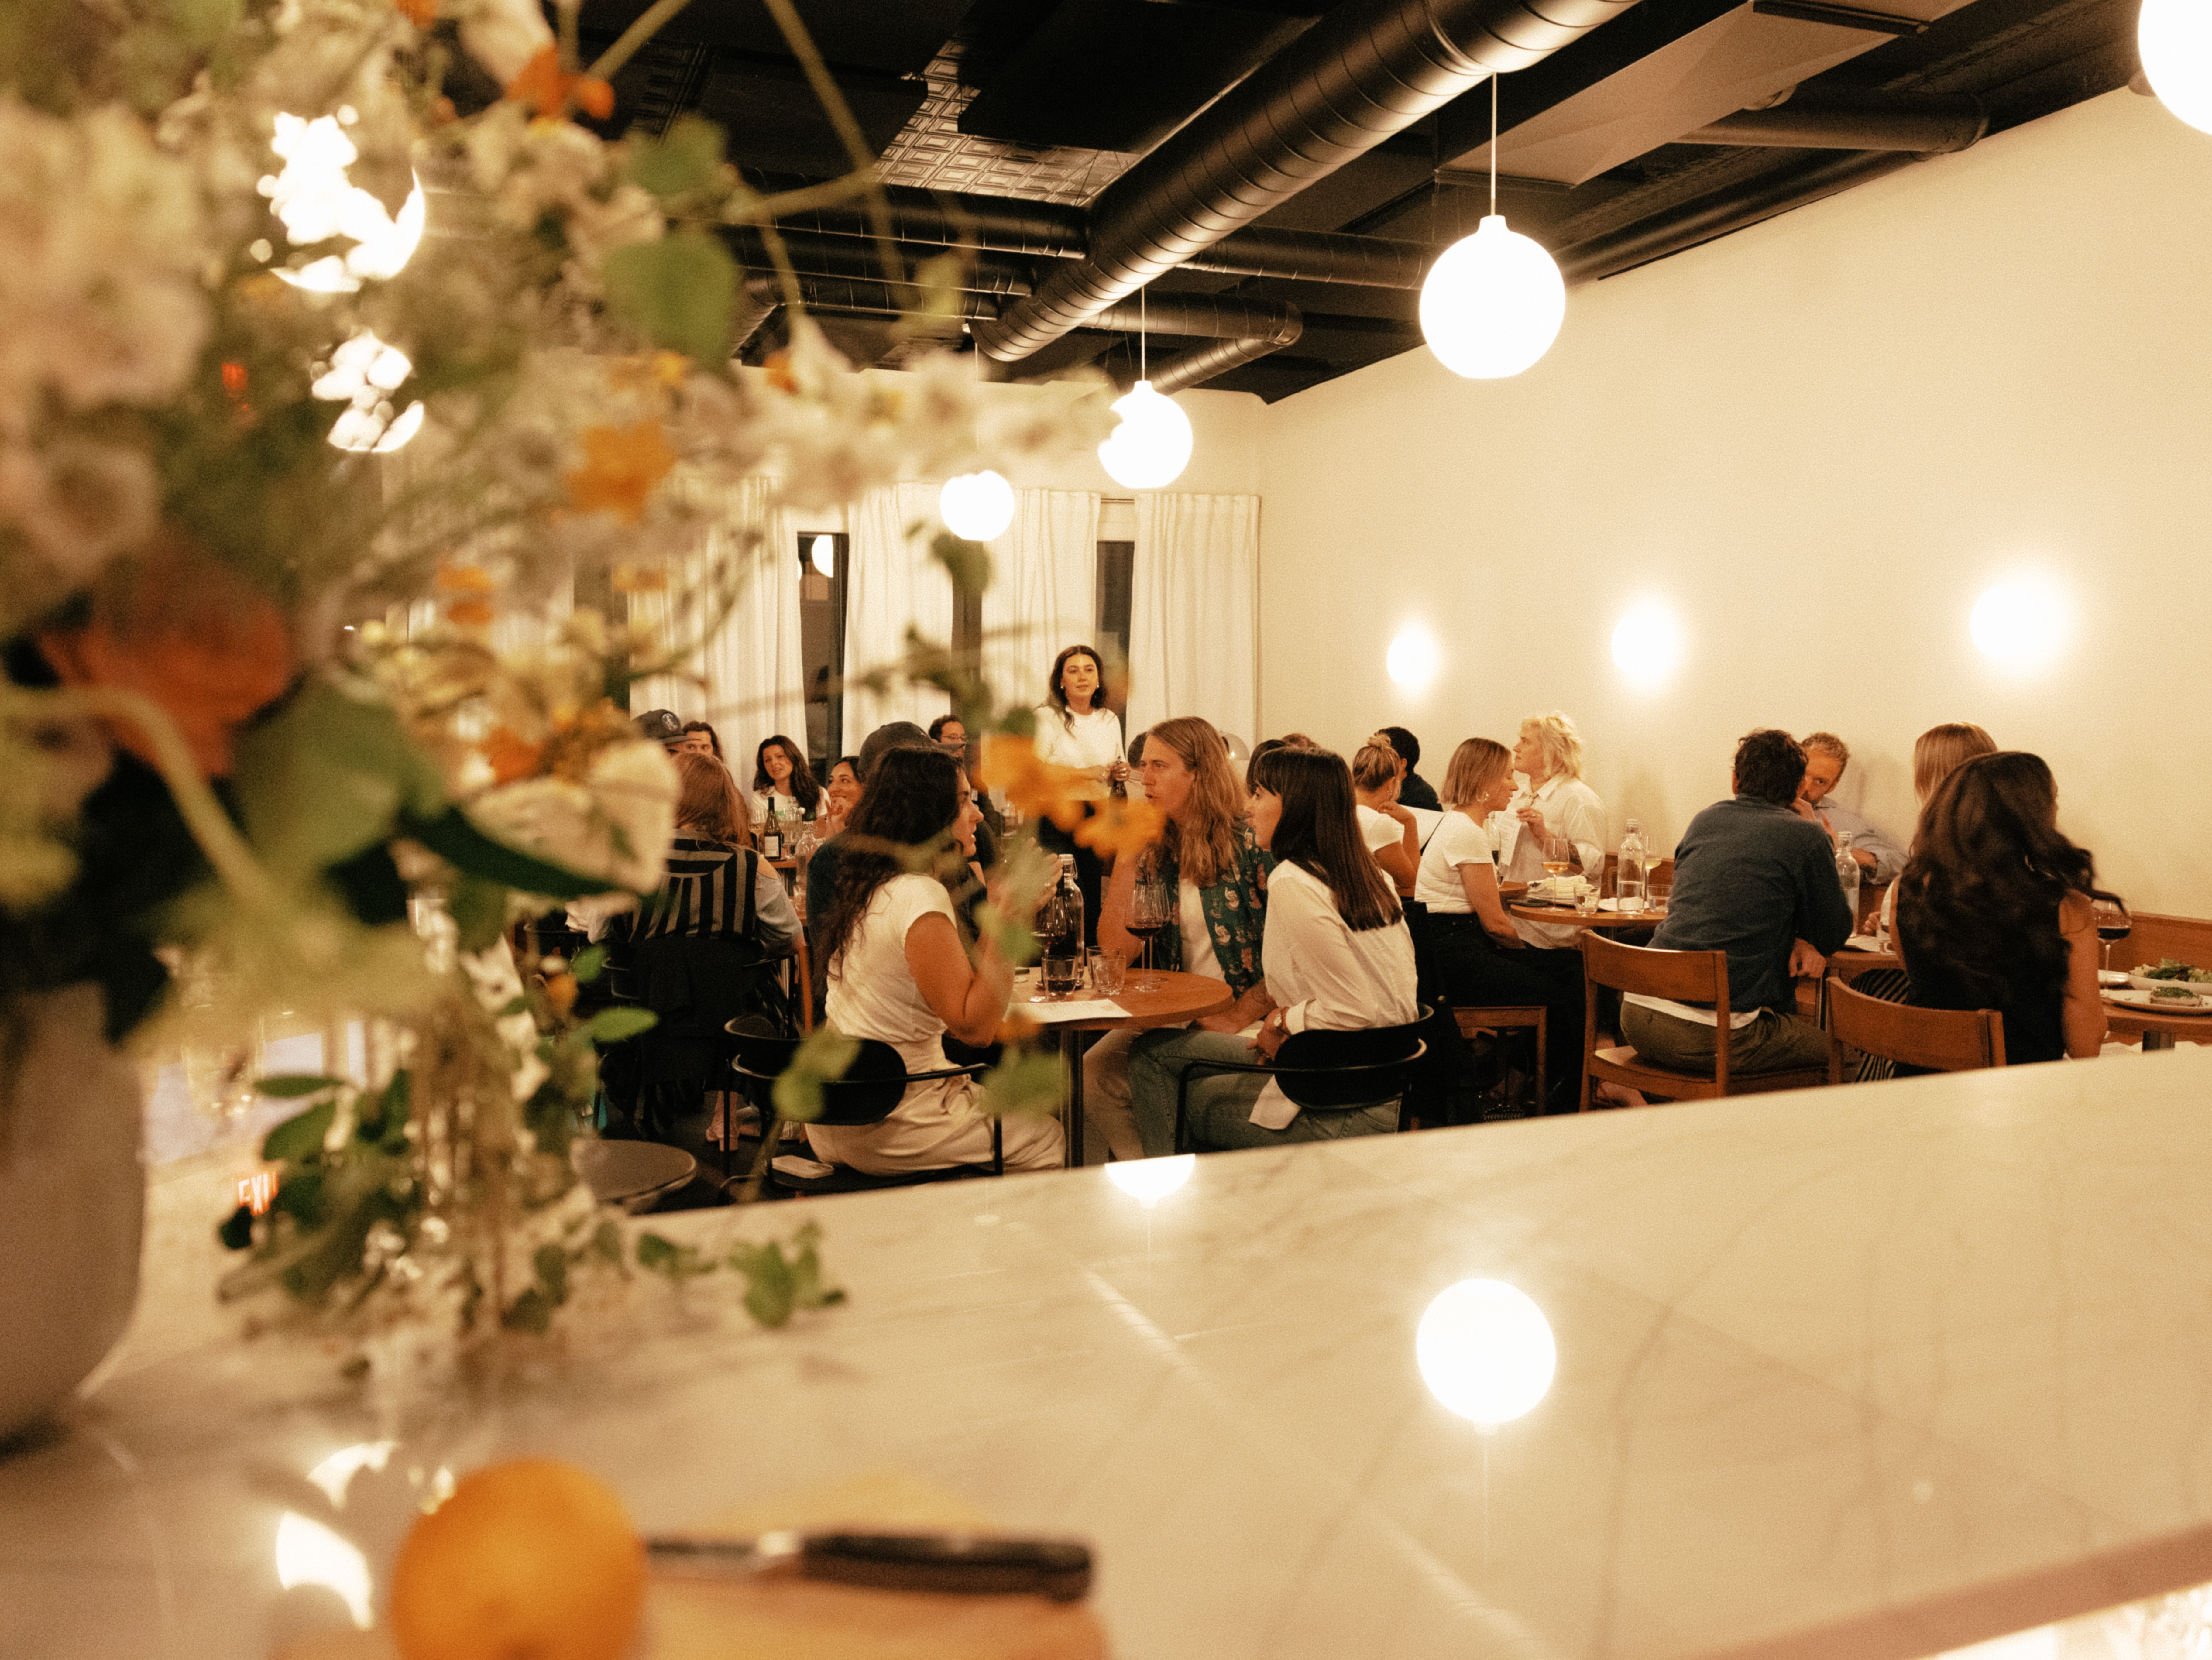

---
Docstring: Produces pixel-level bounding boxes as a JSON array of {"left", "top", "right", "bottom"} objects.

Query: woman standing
[
  {"left": 1086, "top": 715, "right": 1273, "bottom": 1161},
  {"left": 1033, "top": 644, "right": 1127, "bottom": 943},
  {"left": 811, "top": 747, "right": 1064, "bottom": 1174},
  {"left": 1352, "top": 742, "right": 1420, "bottom": 896},
  {"left": 1501, "top": 712, "right": 1608, "bottom": 950},
  {"left": 1894, "top": 752, "right": 2108, "bottom": 1064},
  {"left": 1126, "top": 747, "right": 1417, "bottom": 1154},
  {"left": 1414, "top": 738, "right": 1591, "bottom": 1113},
  {"left": 752, "top": 734, "right": 824, "bottom": 828}
]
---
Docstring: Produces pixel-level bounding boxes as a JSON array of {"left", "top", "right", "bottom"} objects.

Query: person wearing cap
[{"left": 636, "top": 709, "right": 709, "bottom": 757}]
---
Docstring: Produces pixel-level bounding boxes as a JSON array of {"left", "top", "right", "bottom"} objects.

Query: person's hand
[
  {"left": 1109, "top": 758, "right": 1130, "bottom": 782},
  {"left": 1387, "top": 804, "right": 1416, "bottom": 828},
  {"left": 1790, "top": 797, "right": 1820, "bottom": 823},
  {"left": 1516, "top": 806, "right": 1548, "bottom": 834},
  {"left": 1788, "top": 937, "right": 1826, "bottom": 979},
  {"left": 1250, "top": 1009, "right": 1289, "bottom": 1061}
]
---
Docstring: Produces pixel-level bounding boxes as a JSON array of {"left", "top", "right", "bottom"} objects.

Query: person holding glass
[
  {"left": 1893, "top": 752, "right": 2110, "bottom": 1065},
  {"left": 1086, "top": 715, "right": 1273, "bottom": 1162},
  {"left": 1124, "top": 746, "right": 1417, "bottom": 1155},
  {"left": 1498, "top": 712, "right": 1608, "bottom": 950},
  {"left": 1033, "top": 645, "right": 1127, "bottom": 945}
]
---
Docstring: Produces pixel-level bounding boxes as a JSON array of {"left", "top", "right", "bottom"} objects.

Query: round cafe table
[
  {"left": 1508, "top": 902, "right": 1669, "bottom": 931},
  {"left": 2102, "top": 996, "right": 2212, "bottom": 1053},
  {"left": 1010, "top": 969, "right": 1235, "bottom": 1167}
]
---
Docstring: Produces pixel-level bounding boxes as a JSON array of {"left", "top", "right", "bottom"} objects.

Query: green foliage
[
  {"left": 261, "top": 1097, "right": 336, "bottom": 1161},
  {"left": 771, "top": 1025, "right": 857, "bottom": 1123},
  {"left": 258, "top": 1073, "right": 344, "bottom": 1099},
  {"left": 571, "top": 945, "right": 607, "bottom": 984},
  {"left": 981, "top": 1049, "right": 1066, "bottom": 1122},
  {"left": 928, "top": 529, "right": 992, "bottom": 599},
  {"left": 405, "top": 806, "right": 620, "bottom": 900},
  {"left": 575, "top": 1006, "right": 658, "bottom": 1046},
  {"left": 628, "top": 115, "right": 725, "bottom": 199},
  {"left": 728, "top": 1222, "right": 845, "bottom": 1329},
  {"left": 636, "top": 1231, "right": 716, "bottom": 1280},
  {"left": 603, "top": 231, "right": 738, "bottom": 364},
  {"left": 449, "top": 873, "right": 509, "bottom": 952}
]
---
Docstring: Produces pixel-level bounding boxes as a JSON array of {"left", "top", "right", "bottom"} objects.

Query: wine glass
[
  {"left": 2093, "top": 900, "right": 2131, "bottom": 976},
  {"left": 1540, "top": 833, "right": 1572, "bottom": 896},
  {"left": 1131, "top": 875, "right": 1173, "bottom": 993}
]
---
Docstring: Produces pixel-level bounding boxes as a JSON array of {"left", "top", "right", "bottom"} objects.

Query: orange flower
[
  {"left": 975, "top": 734, "right": 1089, "bottom": 832},
  {"left": 608, "top": 563, "right": 668, "bottom": 594},
  {"left": 503, "top": 45, "right": 615, "bottom": 122},
  {"left": 544, "top": 974, "right": 578, "bottom": 1017},
  {"left": 761, "top": 351, "right": 799, "bottom": 395},
  {"left": 1074, "top": 795, "right": 1165, "bottom": 860},
  {"left": 564, "top": 421, "right": 675, "bottom": 523},
  {"left": 446, "top": 598, "right": 496, "bottom": 630},
  {"left": 482, "top": 725, "right": 545, "bottom": 785},
  {"left": 36, "top": 531, "right": 293, "bottom": 780},
  {"left": 435, "top": 562, "right": 496, "bottom": 594},
  {"left": 392, "top": 0, "right": 435, "bottom": 25}
]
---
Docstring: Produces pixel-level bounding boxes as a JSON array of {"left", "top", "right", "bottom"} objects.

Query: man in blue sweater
[{"left": 1622, "top": 729, "right": 1855, "bottom": 1075}]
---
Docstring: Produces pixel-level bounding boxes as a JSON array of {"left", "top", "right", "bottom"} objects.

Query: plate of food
[
  {"left": 2104, "top": 984, "right": 2212, "bottom": 1013},
  {"left": 2129, "top": 959, "right": 2212, "bottom": 994}
]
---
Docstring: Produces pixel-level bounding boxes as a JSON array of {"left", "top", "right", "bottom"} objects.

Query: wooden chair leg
[
  {"left": 1579, "top": 979, "right": 1597, "bottom": 1113},
  {"left": 992, "top": 1116, "right": 1005, "bottom": 1176},
  {"left": 1535, "top": 1009, "right": 1548, "bottom": 1113}
]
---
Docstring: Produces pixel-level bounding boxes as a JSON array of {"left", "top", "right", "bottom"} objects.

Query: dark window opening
[
  {"left": 1095, "top": 539, "right": 1134, "bottom": 723},
  {"left": 798, "top": 531, "right": 849, "bottom": 770}
]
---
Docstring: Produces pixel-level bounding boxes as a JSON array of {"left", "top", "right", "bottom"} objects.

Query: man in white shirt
[
  {"left": 1498, "top": 712, "right": 1607, "bottom": 951},
  {"left": 1795, "top": 732, "right": 1905, "bottom": 883}
]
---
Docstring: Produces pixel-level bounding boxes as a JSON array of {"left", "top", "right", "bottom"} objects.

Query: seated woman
[
  {"left": 1413, "top": 737, "right": 1593, "bottom": 1114},
  {"left": 1352, "top": 742, "right": 1420, "bottom": 896},
  {"left": 1893, "top": 752, "right": 2108, "bottom": 1065},
  {"left": 752, "top": 734, "right": 824, "bottom": 828},
  {"left": 1127, "top": 746, "right": 1417, "bottom": 1154},
  {"left": 810, "top": 746, "right": 1064, "bottom": 1175},
  {"left": 1089, "top": 715, "right": 1274, "bottom": 1161},
  {"left": 1876, "top": 722, "right": 2000, "bottom": 945},
  {"left": 820, "top": 754, "right": 862, "bottom": 838}
]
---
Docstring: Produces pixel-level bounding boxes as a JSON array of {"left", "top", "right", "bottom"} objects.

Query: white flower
[
  {"left": 0, "top": 439, "right": 159, "bottom": 582},
  {"left": 466, "top": 738, "right": 677, "bottom": 895},
  {"left": 457, "top": 0, "right": 555, "bottom": 86}
]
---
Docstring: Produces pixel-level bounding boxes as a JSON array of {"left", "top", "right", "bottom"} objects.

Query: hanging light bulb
[
  {"left": 808, "top": 534, "right": 835, "bottom": 576},
  {"left": 1096, "top": 289, "right": 1193, "bottom": 489},
  {"left": 2141, "top": 0, "right": 2212, "bottom": 134},
  {"left": 939, "top": 469, "right": 1015, "bottom": 541},
  {"left": 1098, "top": 382, "right": 1192, "bottom": 489},
  {"left": 1419, "top": 76, "right": 1566, "bottom": 380}
]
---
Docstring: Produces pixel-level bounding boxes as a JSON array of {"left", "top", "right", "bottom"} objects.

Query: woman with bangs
[
  {"left": 1084, "top": 715, "right": 1273, "bottom": 1161},
  {"left": 1413, "top": 737, "right": 1597, "bottom": 1113},
  {"left": 1124, "top": 745, "right": 1417, "bottom": 1154}
]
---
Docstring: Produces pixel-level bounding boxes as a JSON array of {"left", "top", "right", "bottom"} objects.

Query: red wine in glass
[{"left": 2095, "top": 904, "right": 2131, "bottom": 973}]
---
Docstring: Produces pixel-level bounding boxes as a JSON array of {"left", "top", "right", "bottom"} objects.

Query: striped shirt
[{"left": 632, "top": 837, "right": 799, "bottom": 949}]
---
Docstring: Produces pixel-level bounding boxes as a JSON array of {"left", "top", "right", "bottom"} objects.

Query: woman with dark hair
[
  {"left": 751, "top": 734, "right": 823, "bottom": 828},
  {"left": 1125, "top": 747, "right": 1417, "bottom": 1154},
  {"left": 820, "top": 754, "right": 862, "bottom": 835},
  {"left": 1034, "top": 644, "right": 1126, "bottom": 942},
  {"left": 810, "top": 746, "right": 1064, "bottom": 1174},
  {"left": 1895, "top": 752, "right": 2110, "bottom": 1064},
  {"left": 1084, "top": 715, "right": 1275, "bottom": 1160},
  {"left": 681, "top": 720, "right": 724, "bottom": 760}
]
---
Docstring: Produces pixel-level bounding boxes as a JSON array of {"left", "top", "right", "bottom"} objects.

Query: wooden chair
[
  {"left": 1580, "top": 932, "right": 1827, "bottom": 1108},
  {"left": 1452, "top": 1006, "right": 1547, "bottom": 1117},
  {"left": 1166, "top": 1013, "right": 1430, "bottom": 1152},
  {"left": 1826, "top": 979, "right": 2003, "bottom": 1080}
]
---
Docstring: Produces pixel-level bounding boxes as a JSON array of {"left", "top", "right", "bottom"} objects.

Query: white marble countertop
[{"left": 10, "top": 1048, "right": 2212, "bottom": 1660}]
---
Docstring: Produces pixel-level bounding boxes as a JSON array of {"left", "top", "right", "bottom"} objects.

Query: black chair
[
  {"left": 1166, "top": 1010, "right": 1431, "bottom": 1154},
  {"left": 725, "top": 1027, "right": 1003, "bottom": 1196}
]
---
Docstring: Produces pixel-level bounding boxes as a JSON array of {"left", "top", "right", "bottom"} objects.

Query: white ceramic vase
[{"left": 0, "top": 984, "right": 145, "bottom": 1445}]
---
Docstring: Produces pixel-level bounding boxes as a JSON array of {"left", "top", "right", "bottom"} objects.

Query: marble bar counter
[{"left": 10, "top": 1049, "right": 2212, "bottom": 1660}]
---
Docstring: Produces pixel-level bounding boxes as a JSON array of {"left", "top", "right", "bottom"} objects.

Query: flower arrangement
[{"left": 0, "top": 0, "right": 1125, "bottom": 1353}]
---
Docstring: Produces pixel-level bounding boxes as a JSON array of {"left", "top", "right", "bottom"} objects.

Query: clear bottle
[
  {"left": 1040, "top": 855, "right": 1086, "bottom": 996},
  {"left": 1835, "top": 830, "right": 1861, "bottom": 927},
  {"left": 1617, "top": 819, "right": 1647, "bottom": 914}
]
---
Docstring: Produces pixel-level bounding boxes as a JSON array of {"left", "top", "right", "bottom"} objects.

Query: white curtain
[
  {"left": 630, "top": 476, "right": 809, "bottom": 753},
  {"left": 1128, "top": 492, "right": 1259, "bottom": 747},
  {"left": 982, "top": 489, "right": 1100, "bottom": 720},
  {"left": 843, "top": 481, "right": 954, "bottom": 737}
]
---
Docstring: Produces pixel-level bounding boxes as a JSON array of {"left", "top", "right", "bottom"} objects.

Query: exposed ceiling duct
[
  {"left": 967, "top": 0, "right": 1644, "bottom": 367},
  {"left": 1680, "top": 88, "right": 1988, "bottom": 149}
]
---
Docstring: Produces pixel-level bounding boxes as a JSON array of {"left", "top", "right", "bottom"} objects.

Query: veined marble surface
[{"left": 9, "top": 1049, "right": 2212, "bottom": 1660}]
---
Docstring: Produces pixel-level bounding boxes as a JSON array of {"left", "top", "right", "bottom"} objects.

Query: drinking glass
[
  {"left": 1131, "top": 876, "right": 1173, "bottom": 993},
  {"left": 1091, "top": 949, "right": 1127, "bottom": 997},
  {"left": 1541, "top": 833, "right": 1572, "bottom": 891},
  {"left": 2093, "top": 900, "right": 2131, "bottom": 975}
]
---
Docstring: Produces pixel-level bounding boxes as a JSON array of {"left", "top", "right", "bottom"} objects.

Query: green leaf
[
  {"left": 636, "top": 1231, "right": 713, "bottom": 1280},
  {"left": 603, "top": 231, "right": 737, "bottom": 363},
  {"left": 928, "top": 529, "right": 992, "bottom": 598},
  {"left": 501, "top": 1289, "right": 554, "bottom": 1334},
  {"left": 532, "top": 1242, "right": 570, "bottom": 1307},
  {"left": 729, "top": 1222, "right": 844, "bottom": 1329},
  {"left": 450, "top": 873, "right": 509, "bottom": 952},
  {"left": 571, "top": 945, "right": 607, "bottom": 985},
  {"left": 272, "top": 1166, "right": 327, "bottom": 1227},
  {"left": 405, "top": 806, "right": 617, "bottom": 900},
  {"left": 217, "top": 1205, "right": 255, "bottom": 1251},
  {"left": 628, "top": 115, "right": 724, "bottom": 198},
  {"left": 579, "top": 1006, "right": 658, "bottom": 1045},
  {"left": 770, "top": 1026, "right": 857, "bottom": 1125},
  {"left": 980, "top": 1050, "right": 1066, "bottom": 1122},
  {"left": 258, "top": 1074, "right": 345, "bottom": 1099},
  {"left": 262, "top": 1097, "right": 337, "bottom": 1162}
]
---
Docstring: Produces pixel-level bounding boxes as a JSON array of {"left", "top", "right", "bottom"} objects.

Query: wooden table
[
  {"left": 1011, "top": 969, "right": 1235, "bottom": 1167},
  {"left": 2102, "top": 995, "right": 2212, "bottom": 1052},
  {"left": 1507, "top": 902, "right": 1668, "bottom": 931}
]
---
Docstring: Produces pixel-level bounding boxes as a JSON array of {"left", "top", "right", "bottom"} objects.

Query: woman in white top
[
  {"left": 750, "top": 734, "right": 824, "bottom": 828},
  {"left": 1413, "top": 737, "right": 1593, "bottom": 1115},
  {"left": 1032, "top": 643, "right": 1127, "bottom": 946},
  {"left": 1352, "top": 742, "right": 1420, "bottom": 895},
  {"left": 810, "top": 746, "right": 1064, "bottom": 1175},
  {"left": 1127, "top": 746, "right": 1417, "bottom": 1154},
  {"left": 1500, "top": 711, "right": 1607, "bottom": 951}
]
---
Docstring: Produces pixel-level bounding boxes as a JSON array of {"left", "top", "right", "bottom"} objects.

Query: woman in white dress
[
  {"left": 809, "top": 746, "right": 1064, "bottom": 1175},
  {"left": 1032, "top": 644, "right": 1126, "bottom": 944}
]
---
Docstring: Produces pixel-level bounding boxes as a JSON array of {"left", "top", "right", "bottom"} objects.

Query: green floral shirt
[{"left": 1150, "top": 821, "right": 1269, "bottom": 997}]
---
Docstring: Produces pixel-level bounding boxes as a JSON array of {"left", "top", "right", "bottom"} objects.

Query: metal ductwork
[
  {"left": 968, "top": 0, "right": 1641, "bottom": 366},
  {"left": 1680, "top": 90, "right": 1988, "bottom": 152},
  {"left": 724, "top": 226, "right": 1039, "bottom": 297}
]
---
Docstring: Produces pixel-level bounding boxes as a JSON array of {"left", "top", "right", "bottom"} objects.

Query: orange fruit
[{"left": 389, "top": 1458, "right": 646, "bottom": 1660}]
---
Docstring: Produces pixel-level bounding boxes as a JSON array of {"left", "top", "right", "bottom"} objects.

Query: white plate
[
  {"left": 2129, "top": 972, "right": 2212, "bottom": 994},
  {"left": 2104, "top": 986, "right": 2212, "bottom": 1014},
  {"left": 1597, "top": 899, "right": 1658, "bottom": 914}
]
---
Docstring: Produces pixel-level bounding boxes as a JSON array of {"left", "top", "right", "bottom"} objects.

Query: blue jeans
[{"left": 1127, "top": 1027, "right": 1400, "bottom": 1156}]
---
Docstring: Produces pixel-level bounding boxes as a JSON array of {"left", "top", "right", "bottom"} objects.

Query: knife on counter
[{"left": 647, "top": 1530, "right": 1093, "bottom": 1601}]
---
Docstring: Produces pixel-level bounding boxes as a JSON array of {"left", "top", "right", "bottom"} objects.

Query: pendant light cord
[
  {"left": 1490, "top": 74, "right": 1499, "bottom": 219},
  {"left": 1139, "top": 286, "right": 1147, "bottom": 381}
]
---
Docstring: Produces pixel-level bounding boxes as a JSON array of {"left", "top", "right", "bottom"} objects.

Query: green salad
[{"left": 2138, "top": 958, "right": 2212, "bottom": 984}]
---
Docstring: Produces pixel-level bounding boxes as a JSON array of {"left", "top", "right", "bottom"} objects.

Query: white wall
[{"left": 1256, "top": 88, "right": 2212, "bottom": 916}]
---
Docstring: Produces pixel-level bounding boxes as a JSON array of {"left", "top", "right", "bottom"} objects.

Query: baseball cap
[{"left": 634, "top": 709, "right": 685, "bottom": 742}]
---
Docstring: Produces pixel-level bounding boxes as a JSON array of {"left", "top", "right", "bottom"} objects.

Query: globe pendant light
[
  {"left": 939, "top": 469, "right": 1015, "bottom": 541},
  {"left": 2141, "top": 0, "right": 2212, "bottom": 134},
  {"left": 1420, "top": 77, "right": 1566, "bottom": 380},
  {"left": 1097, "top": 289, "right": 1193, "bottom": 489}
]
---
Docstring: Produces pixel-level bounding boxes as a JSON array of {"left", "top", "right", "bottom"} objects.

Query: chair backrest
[
  {"left": 724, "top": 1027, "right": 911, "bottom": 1125},
  {"left": 2110, "top": 911, "right": 2212, "bottom": 978},
  {"left": 1580, "top": 931, "right": 1730, "bottom": 1015},
  {"left": 1271, "top": 1014, "right": 1429, "bottom": 1110},
  {"left": 1827, "top": 980, "right": 2004, "bottom": 1077}
]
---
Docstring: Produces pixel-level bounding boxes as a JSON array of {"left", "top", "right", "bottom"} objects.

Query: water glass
[{"left": 1091, "top": 949, "right": 1126, "bottom": 996}]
